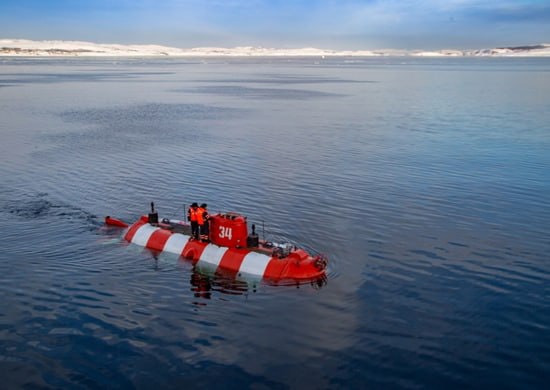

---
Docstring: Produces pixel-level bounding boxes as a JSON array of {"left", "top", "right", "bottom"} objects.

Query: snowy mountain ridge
[{"left": 1, "top": 39, "right": 550, "bottom": 57}]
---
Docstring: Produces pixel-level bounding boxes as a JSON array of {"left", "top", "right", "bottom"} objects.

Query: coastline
[{"left": 2, "top": 39, "right": 550, "bottom": 58}]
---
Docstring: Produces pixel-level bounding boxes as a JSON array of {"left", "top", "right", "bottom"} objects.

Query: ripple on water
[{"left": 1, "top": 57, "right": 549, "bottom": 388}]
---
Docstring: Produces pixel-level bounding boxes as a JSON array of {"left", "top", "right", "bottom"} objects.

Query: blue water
[{"left": 1, "top": 56, "right": 549, "bottom": 388}]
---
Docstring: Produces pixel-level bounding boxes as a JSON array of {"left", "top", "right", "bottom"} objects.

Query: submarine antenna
[{"left": 148, "top": 201, "right": 159, "bottom": 225}]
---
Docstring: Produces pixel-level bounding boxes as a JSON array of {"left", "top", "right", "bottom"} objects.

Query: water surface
[{"left": 1, "top": 56, "right": 549, "bottom": 388}]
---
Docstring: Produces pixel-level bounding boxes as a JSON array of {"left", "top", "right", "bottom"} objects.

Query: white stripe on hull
[
  {"left": 197, "top": 245, "right": 229, "bottom": 268},
  {"left": 239, "top": 252, "right": 271, "bottom": 276},
  {"left": 132, "top": 224, "right": 159, "bottom": 246},
  {"left": 163, "top": 234, "right": 190, "bottom": 255}
]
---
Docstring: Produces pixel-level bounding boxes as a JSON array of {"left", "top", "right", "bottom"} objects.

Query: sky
[{"left": 1, "top": 0, "right": 549, "bottom": 50}]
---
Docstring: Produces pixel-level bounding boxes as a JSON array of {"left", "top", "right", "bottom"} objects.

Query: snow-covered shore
[{"left": 1, "top": 39, "right": 549, "bottom": 57}]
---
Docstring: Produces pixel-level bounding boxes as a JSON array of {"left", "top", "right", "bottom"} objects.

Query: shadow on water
[
  {"left": 0, "top": 71, "right": 175, "bottom": 86},
  {"left": 183, "top": 85, "right": 344, "bottom": 100}
]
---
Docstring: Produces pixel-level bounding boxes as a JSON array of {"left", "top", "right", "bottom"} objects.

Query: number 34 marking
[{"left": 219, "top": 226, "right": 233, "bottom": 240}]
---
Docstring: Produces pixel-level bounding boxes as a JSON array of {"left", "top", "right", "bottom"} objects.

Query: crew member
[
  {"left": 188, "top": 202, "right": 200, "bottom": 239},
  {"left": 199, "top": 203, "right": 209, "bottom": 241}
]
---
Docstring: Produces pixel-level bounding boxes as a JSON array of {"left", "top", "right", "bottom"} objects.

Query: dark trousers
[
  {"left": 199, "top": 222, "right": 209, "bottom": 241},
  {"left": 200, "top": 221, "right": 209, "bottom": 237},
  {"left": 191, "top": 221, "right": 199, "bottom": 238}
]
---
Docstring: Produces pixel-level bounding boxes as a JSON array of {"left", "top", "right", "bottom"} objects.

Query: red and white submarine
[{"left": 105, "top": 203, "right": 327, "bottom": 282}]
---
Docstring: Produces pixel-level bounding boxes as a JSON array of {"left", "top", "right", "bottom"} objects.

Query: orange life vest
[
  {"left": 189, "top": 207, "right": 200, "bottom": 222},
  {"left": 197, "top": 207, "right": 205, "bottom": 225}
]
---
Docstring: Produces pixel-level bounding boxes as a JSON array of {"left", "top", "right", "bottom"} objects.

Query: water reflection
[
  {"left": 190, "top": 271, "right": 248, "bottom": 303},
  {"left": 190, "top": 261, "right": 328, "bottom": 304}
]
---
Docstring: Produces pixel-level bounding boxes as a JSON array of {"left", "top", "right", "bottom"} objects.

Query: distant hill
[{"left": 1, "top": 39, "right": 549, "bottom": 57}]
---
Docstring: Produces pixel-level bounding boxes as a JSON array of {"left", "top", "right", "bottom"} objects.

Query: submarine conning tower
[{"left": 209, "top": 212, "right": 259, "bottom": 249}]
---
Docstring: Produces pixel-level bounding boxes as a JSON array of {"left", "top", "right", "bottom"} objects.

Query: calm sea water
[{"left": 0, "top": 56, "right": 549, "bottom": 389}]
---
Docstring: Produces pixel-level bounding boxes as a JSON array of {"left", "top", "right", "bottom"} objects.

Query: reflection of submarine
[
  {"left": 105, "top": 203, "right": 327, "bottom": 283},
  {"left": 190, "top": 266, "right": 326, "bottom": 302},
  {"left": 190, "top": 269, "right": 250, "bottom": 300}
]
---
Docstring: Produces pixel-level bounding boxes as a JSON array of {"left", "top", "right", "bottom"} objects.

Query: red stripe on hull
[
  {"left": 218, "top": 248, "right": 249, "bottom": 277},
  {"left": 124, "top": 220, "right": 146, "bottom": 242},
  {"left": 146, "top": 229, "right": 172, "bottom": 252},
  {"left": 263, "top": 257, "right": 288, "bottom": 279},
  {"left": 181, "top": 240, "right": 208, "bottom": 264}
]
